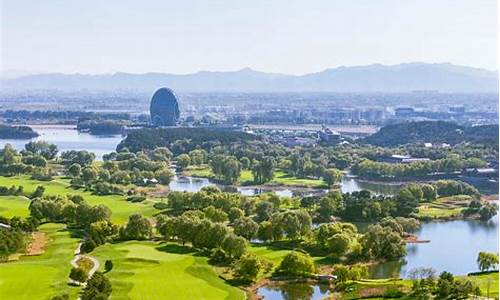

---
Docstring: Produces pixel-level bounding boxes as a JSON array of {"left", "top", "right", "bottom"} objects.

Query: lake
[
  {"left": 370, "top": 214, "right": 499, "bottom": 278},
  {"left": 0, "top": 125, "right": 123, "bottom": 160}
]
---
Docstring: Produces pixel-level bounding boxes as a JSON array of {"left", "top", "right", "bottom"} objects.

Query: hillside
[
  {"left": 2, "top": 63, "right": 498, "bottom": 93},
  {"left": 362, "top": 121, "right": 499, "bottom": 147}
]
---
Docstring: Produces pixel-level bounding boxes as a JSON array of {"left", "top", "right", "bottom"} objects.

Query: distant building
[
  {"left": 150, "top": 88, "right": 180, "bottom": 126},
  {"left": 395, "top": 107, "right": 415, "bottom": 117},
  {"left": 319, "top": 126, "right": 342, "bottom": 144},
  {"left": 376, "top": 154, "right": 430, "bottom": 164}
]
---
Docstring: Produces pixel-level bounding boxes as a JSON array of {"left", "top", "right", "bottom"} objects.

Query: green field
[
  {"left": 416, "top": 195, "right": 471, "bottom": 219},
  {"left": 185, "top": 166, "right": 325, "bottom": 188},
  {"left": 0, "top": 223, "right": 80, "bottom": 300},
  {"left": 92, "top": 241, "right": 245, "bottom": 300},
  {"left": 0, "top": 176, "right": 157, "bottom": 224},
  {"left": 0, "top": 195, "right": 30, "bottom": 218},
  {"left": 467, "top": 272, "right": 499, "bottom": 299}
]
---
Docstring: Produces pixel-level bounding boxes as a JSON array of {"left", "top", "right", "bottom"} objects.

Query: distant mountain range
[{"left": 1, "top": 63, "right": 498, "bottom": 93}]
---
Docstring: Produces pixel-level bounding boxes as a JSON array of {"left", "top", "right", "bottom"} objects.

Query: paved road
[{"left": 69, "top": 243, "right": 100, "bottom": 285}]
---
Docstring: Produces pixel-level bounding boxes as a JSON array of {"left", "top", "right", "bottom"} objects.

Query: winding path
[{"left": 69, "top": 243, "right": 100, "bottom": 285}]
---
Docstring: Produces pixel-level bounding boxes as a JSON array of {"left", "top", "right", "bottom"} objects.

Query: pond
[
  {"left": 257, "top": 282, "right": 330, "bottom": 300},
  {"left": 0, "top": 125, "right": 123, "bottom": 160},
  {"left": 369, "top": 214, "right": 499, "bottom": 278}
]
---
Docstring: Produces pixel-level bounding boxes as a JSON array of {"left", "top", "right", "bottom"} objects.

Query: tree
[
  {"left": 420, "top": 184, "right": 437, "bottom": 202},
  {"left": 396, "top": 185, "right": 422, "bottom": 216},
  {"left": 25, "top": 141, "right": 58, "bottom": 160},
  {"left": 82, "top": 167, "right": 98, "bottom": 183},
  {"left": 477, "top": 252, "right": 499, "bottom": 272},
  {"left": 188, "top": 149, "right": 207, "bottom": 165},
  {"left": 255, "top": 201, "right": 275, "bottom": 222},
  {"left": 30, "top": 185, "right": 45, "bottom": 198},
  {"left": 232, "top": 254, "right": 271, "bottom": 283},
  {"left": 203, "top": 206, "right": 228, "bottom": 223},
  {"left": 81, "top": 239, "right": 97, "bottom": 253},
  {"left": 221, "top": 233, "right": 246, "bottom": 260},
  {"left": 257, "top": 221, "right": 274, "bottom": 242},
  {"left": 176, "top": 154, "right": 191, "bottom": 170},
  {"left": 323, "top": 168, "right": 342, "bottom": 187},
  {"left": 317, "top": 191, "right": 342, "bottom": 222},
  {"left": 68, "top": 163, "right": 82, "bottom": 178},
  {"left": 479, "top": 202, "right": 498, "bottom": 221},
  {"left": 228, "top": 207, "right": 244, "bottom": 223},
  {"left": 119, "top": 214, "right": 153, "bottom": 240},
  {"left": 89, "top": 221, "right": 117, "bottom": 245},
  {"left": 233, "top": 217, "right": 258, "bottom": 240},
  {"left": 361, "top": 224, "right": 406, "bottom": 260},
  {"left": 69, "top": 267, "right": 88, "bottom": 283},
  {"left": 81, "top": 272, "right": 112, "bottom": 300},
  {"left": 276, "top": 251, "right": 316, "bottom": 277},
  {"left": 252, "top": 156, "right": 276, "bottom": 184},
  {"left": 104, "top": 260, "right": 113, "bottom": 272},
  {"left": 156, "top": 168, "right": 174, "bottom": 185}
]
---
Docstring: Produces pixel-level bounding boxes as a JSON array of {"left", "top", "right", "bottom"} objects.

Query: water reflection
[
  {"left": 257, "top": 283, "right": 330, "bottom": 300},
  {"left": 370, "top": 214, "right": 499, "bottom": 278}
]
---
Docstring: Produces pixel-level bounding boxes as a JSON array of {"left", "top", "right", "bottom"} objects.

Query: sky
[{"left": 0, "top": 0, "right": 497, "bottom": 76}]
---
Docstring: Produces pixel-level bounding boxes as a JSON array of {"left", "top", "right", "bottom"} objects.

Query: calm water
[
  {"left": 0, "top": 125, "right": 123, "bottom": 160},
  {"left": 257, "top": 283, "right": 330, "bottom": 300},
  {"left": 370, "top": 214, "right": 499, "bottom": 278}
]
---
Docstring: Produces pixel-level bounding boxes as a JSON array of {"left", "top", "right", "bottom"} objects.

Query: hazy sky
[{"left": 1, "top": 0, "right": 497, "bottom": 75}]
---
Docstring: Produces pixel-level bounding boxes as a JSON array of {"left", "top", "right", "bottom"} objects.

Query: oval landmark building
[{"left": 150, "top": 88, "right": 180, "bottom": 126}]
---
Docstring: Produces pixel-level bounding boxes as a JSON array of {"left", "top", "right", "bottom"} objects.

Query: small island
[{"left": 0, "top": 124, "right": 39, "bottom": 139}]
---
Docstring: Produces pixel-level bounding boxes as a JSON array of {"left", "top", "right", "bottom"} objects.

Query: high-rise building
[{"left": 150, "top": 88, "right": 180, "bottom": 126}]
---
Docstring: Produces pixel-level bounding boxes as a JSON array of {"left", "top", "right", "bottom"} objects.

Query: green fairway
[
  {"left": 416, "top": 195, "right": 471, "bottom": 219},
  {"left": 0, "top": 176, "right": 157, "bottom": 224},
  {"left": 0, "top": 223, "right": 80, "bottom": 300},
  {"left": 466, "top": 272, "right": 499, "bottom": 299},
  {"left": 0, "top": 195, "right": 30, "bottom": 218},
  {"left": 92, "top": 241, "right": 245, "bottom": 300},
  {"left": 185, "top": 166, "right": 326, "bottom": 188}
]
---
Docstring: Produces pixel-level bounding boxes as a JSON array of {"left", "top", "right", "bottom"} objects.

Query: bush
[
  {"left": 126, "top": 196, "right": 146, "bottom": 203},
  {"left": 275, "top": 251, "right": 316, "bottom": 277},
  {"left": 383, "top": 286, "right": 405, "bottom": 298},
  {"left": 104, "top": 260, "right": 113, "bottom": 272},
  {"left": 81, "top": 239, "right": 97, "bottom": 253},
  {"left": 153, "top": 202, "right": 168, "bottom": 210},
  {"left": 81, "top": 272, "right": 112, "bottom": 300},
  {"left": 69, "top": 267, "right": 88, "bottom": 282}
]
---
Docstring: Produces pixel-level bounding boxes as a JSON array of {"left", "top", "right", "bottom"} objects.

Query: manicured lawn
[
  {"left": 248, "top": 244, "right": 292, "bottom": 266},
  {"left": 0, "top": 195, "right": 30, "bottom": 218},
  {"left": 0, "top": 176, "right": 157, "bottom": 224},
  {"left": 466, "top": 272, "right": 499, "bottom": 299},
  {"left": 92, "top": 241, "right": 245, "bottom": 300},
  {"left": 270, "top": 171, "right": 325, "bottom": 188},
  {"left": 416, "top": 195, "right": 471, "bottom": 219},
  {"left": 0, "top": 223, "right": 81, "bottom": 300},
  {"left": 185, "top": 166, "right": 326, "bottom": 188}
]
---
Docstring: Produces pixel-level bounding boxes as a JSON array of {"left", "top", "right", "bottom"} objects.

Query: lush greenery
[{"left": 363, "top": 121, "right": 499, "bottom": 147}]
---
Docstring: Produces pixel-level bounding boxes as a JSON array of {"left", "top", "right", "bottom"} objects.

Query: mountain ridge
[{"left": 2, "top": 62, "right": 498, "bottom": 93}]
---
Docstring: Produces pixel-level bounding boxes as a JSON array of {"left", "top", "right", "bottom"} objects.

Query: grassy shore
[
  {"left": 185, "top": 165, "right": 326, "bottom": 188},
  {"left": 416, "top": 195, "right": 472, "bottom": 219}
]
